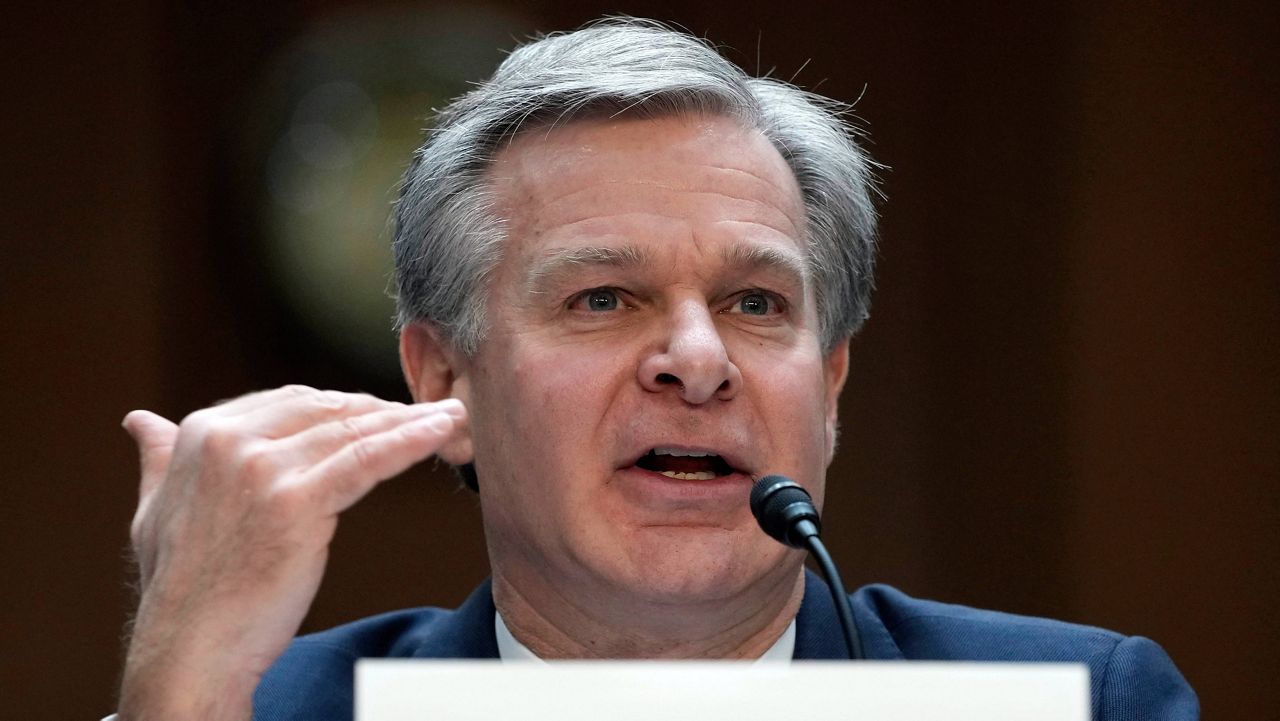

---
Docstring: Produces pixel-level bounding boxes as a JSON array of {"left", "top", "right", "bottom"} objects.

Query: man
[{"left": 114, "top": 19, "right": 1197, "bottom": 721}]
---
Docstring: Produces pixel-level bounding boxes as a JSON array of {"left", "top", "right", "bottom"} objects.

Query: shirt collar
[{"left": 495, "top": 611, "right": 796, "bottom": 662}]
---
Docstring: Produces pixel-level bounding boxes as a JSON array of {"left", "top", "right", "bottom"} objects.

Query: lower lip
[{"left": 614, "top": 466, "right": 754, "bottom": 508}]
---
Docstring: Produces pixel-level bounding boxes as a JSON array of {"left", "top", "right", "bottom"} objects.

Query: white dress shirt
[{"left": 494, "top": 611, "right": 797, "bottom": 663}]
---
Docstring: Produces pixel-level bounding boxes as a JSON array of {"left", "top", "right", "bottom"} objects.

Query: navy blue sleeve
[
  {"left": 1097, "top": 635, "right": 1199, "bottom": 721},
  {"left": 253, "top": 639, "right": 360, "bottom": 721}
]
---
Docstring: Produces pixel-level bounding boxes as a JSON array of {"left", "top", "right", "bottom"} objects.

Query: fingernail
[
  {"left": 435, "top": 398, "right": 466, "bottom": 418},
  {"left": 411, "top": 398, "right": 463, "bottom": 417}
]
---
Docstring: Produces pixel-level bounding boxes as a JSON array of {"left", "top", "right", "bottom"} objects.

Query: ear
[
  {"left": 821, "top": 338, "right": 851, "bottom": 465},
  {"left": 399, "top": 322, "right": 474, "bottom": 465}
]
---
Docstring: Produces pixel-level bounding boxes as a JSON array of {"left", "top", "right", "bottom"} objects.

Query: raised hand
[{"left": 117, "top": 386, "right": 467, "bottom": 721}]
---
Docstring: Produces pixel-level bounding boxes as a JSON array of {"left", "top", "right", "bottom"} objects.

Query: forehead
[{"left": 485, "top": 113, "right": 808, "bottom": 258}]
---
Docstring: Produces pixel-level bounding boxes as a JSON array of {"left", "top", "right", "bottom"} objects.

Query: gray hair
[{"left": 393, "top": 17, "right": 880, "bottom": 355}]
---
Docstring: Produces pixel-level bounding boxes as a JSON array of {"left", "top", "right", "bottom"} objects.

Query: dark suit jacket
[{"left": 255, "top": 571, "right": 1197, "bottom": 720}]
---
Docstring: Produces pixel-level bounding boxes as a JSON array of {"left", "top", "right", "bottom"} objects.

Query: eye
[
  {"left": 571, "top": 288, "right": 621, "bottom": 312},
  {"left": 730, "top": 291, "right": 778, "bottom": 316}
]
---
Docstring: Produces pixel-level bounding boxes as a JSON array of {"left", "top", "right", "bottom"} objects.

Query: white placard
[{"left": 356, "top": 660, "right": 1089, "bottom": 721}]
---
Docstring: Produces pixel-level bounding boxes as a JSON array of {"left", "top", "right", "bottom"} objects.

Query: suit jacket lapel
[
  {"left": 409, "top": 578, "right": 501, "bottom": 659},
  {"left": 794, "top": 569, "right": 904, "bottom": 661}
]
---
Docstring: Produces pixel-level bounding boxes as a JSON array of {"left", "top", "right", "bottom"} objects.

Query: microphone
[{"left": 750, "top": 475, "right": 864, "bottom": 660}]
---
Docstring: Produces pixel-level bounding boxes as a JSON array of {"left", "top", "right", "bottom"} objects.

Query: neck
[{"left": 491, "top": 564, "right": 805, "bottom": 660}]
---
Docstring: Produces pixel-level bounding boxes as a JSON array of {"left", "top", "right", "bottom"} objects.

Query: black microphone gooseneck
[{"left": 750, "top": 475, "right": 863, "bottom": 660}]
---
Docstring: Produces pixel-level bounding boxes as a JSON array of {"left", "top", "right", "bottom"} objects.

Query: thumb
[{"left": 122, "top": 410, "right": 178, "bottom": 499}]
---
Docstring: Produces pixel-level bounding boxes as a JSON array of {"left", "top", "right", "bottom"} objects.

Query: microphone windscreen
[{"left": 750, "top": 475, "right": 820, "bottom": 547}]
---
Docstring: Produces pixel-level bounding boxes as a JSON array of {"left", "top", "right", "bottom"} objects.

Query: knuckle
[
  {"left": 266, "top": 484, "right": 311, "bottom": 517},
  {"left": 237, "top": 443, "right": 279, "bottom": 482},
  {"left": 350, "top": 436, "right": 376, "bottom": 470},
  {"left": 312, "top": 389, "right": 347, "bottom": 411},
  {"left": 338, "top": 416, "right": 368, "bottom": 444},
  {"left": 285, "top": 385, "right": 346, "bottom": 412},
  {"left": 197, "top": 418, "right": 241, "bottom": 456},
  {"left": 179, "top": 406, "right": 215, "bottom": 432}
]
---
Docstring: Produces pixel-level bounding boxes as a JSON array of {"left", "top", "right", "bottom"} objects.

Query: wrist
[{"left": 119, "top": 633, "right": 260, "bottom": 721}]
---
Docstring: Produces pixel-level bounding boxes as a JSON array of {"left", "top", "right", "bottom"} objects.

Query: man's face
[{"left": 419, "top": 113, "right": 848, "bottom": 607}]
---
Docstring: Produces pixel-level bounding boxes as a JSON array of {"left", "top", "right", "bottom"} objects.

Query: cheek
[
  {"left": 741, "top": 344, "right": 829, "bottom": 416},
  {"left": 511, "top": 342, "right": 623, "bottom": 418},
  {"left": 478, "top": 340, "right": 629, "bottom": 482},
  {"left": 742, "top": 349, "right": 833, "bottom": 470}
]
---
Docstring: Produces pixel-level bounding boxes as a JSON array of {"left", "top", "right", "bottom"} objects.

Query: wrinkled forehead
[{"left": 485, "top": 112, "right": 808, "bottom": 240}]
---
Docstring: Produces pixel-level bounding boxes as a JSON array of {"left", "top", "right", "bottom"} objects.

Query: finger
[
  {"left": 122, "top": 410, "right": 179, "bottom": 498},
  {"left": 270, "top": 399, "right": 466, "bottom": 464},
  {"left": 201, "top": 384, "right": 379, "bottom": 422},
  {"left": 220, "top": 388, "right": 410, "bottom": 440},
  {"left": 201, "top": 384, "right": 323, "bottom": 416},
  {"left": 297, "top": 408, "right": 466, "bottom": 514}
]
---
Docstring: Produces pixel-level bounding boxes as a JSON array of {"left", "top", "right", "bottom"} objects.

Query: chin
[{"left": 602, "top": 526, "right": 793, "bottom": 605}]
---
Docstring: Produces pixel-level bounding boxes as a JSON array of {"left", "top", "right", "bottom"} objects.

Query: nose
[{"left": 638, "top": 301, "right": 742, "bottom": 404}]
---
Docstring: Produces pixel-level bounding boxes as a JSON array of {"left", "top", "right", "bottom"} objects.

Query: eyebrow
[
  {"left": 719, "top": 243, "right": 810, "bottom": 292},
  {"left": 523, "top": 242, "right": 810, "bottom": 295},
  {"left": 525, "top": 245, "right": 648, "bottom": 295}
]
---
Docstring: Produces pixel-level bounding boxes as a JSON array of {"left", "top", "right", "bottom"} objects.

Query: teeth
[
  {"left": 653, "top": 448, "right": 714, "bottom": 457},
  {"left": 659, "top": 470, "right": 718, "bottom": 480}
]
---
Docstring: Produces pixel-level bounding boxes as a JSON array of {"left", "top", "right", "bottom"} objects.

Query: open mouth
[{"left": 634, "top": 448, "right": 737, "bottom": 480}]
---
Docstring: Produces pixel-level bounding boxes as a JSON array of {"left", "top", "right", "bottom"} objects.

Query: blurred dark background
[{"left": 3, "top": 1, "right": 1276, "bottom": 718}]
